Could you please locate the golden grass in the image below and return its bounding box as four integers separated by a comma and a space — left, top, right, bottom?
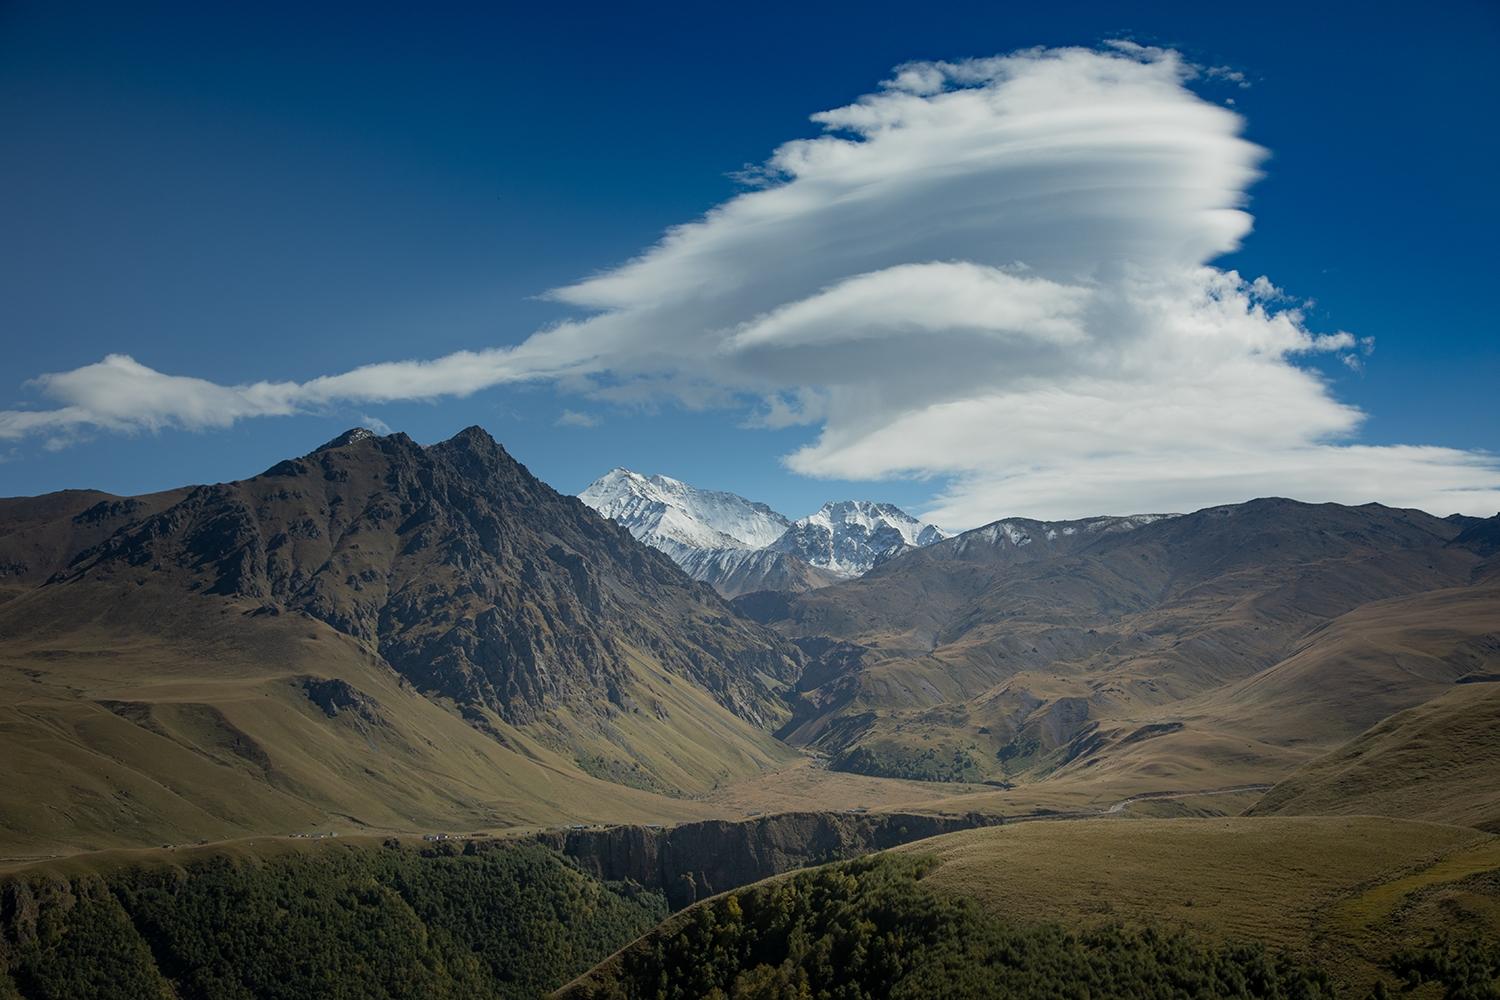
0, 588, 742, 858
699, 756, 995, 815
1334, 836, 1500, 929
1251, 680, 1500, 831
901, 815, 1499, 991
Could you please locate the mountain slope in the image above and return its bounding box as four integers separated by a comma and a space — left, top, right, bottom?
0, 487, 188, 603
674, 546, 843, 598
761, 500, 1488, 792
50, 428, 799, 728
1248, 675, 1500, 831
0, 427, 804, 853
746, 513, 1174, 639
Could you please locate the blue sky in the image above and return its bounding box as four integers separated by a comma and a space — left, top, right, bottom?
1, 0, 1496, 523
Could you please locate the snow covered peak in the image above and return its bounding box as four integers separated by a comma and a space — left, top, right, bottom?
579, 468, 791, 555
580, 471, 950, 590
774, 500, 949, 577
802, 500, 949, 546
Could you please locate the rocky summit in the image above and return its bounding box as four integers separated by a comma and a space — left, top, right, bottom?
44, 427, 801, 728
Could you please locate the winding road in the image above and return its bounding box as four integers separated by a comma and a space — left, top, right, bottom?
1102, 784, 1274, 815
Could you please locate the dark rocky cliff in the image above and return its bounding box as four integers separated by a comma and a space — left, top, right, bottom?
533, 810, 1001, 909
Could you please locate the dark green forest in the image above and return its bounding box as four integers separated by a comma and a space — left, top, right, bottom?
0, 840, 665, 1000
832, 744, 986, 783
1389, 934, 1500, 1000
560, 853, 1339, 1000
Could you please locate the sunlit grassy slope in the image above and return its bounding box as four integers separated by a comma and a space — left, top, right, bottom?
0, 582, 785, 858
901, 816, 1499, 991
1249, 678, 1500, 832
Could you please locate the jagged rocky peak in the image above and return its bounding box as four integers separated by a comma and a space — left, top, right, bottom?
772, 500, 950, 578
54, 425, 801, 731
313, 426, 385, 452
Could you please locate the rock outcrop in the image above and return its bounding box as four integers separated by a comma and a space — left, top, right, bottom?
534, 810, 1001, 909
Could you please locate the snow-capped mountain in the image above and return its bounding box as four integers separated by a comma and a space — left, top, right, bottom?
578, 471, 948, 596
771, 500, 950, 578
579, 469, 790, 564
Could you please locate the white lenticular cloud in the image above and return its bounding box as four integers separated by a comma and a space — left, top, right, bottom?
3, 44, 1497, 520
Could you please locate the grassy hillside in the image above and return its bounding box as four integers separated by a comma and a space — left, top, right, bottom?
0, 586, 752, 858
0, 837, 666, 1000
983, 582, 1500, 801
905, 816, 1500, 992
1250, 679, 1500, 832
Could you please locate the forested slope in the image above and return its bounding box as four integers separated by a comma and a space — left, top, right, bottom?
0, 839, 665, 1000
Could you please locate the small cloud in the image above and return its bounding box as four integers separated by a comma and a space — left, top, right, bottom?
556, 409, 599, 428
1341, 354, 1364, 372
1205, 65, 1252, 89
1103, 39, 1174, 62
1307, 332, 1357, 352
359, 414, 392, 435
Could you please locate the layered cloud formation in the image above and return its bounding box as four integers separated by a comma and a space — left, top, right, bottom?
4, 44, 1496, 521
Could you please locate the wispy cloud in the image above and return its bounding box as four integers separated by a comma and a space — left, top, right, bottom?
3, 44, 1496, 521
555, 409, 599, 428
359, 414, 393, 435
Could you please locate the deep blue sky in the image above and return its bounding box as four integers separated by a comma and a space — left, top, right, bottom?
1, 0, 1495, 518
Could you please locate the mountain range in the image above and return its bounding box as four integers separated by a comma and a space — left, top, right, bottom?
1, 424, 1496, 861
579, 468, 949, 597
748, 498, 1498, 798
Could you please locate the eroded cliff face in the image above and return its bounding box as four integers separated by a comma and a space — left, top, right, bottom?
533, 810, 1001, 909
